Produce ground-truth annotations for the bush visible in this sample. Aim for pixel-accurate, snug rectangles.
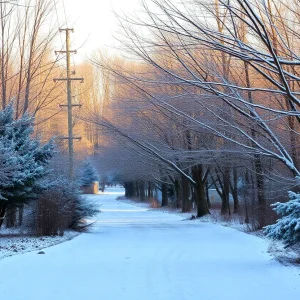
[264,191,300,247]
[34,179,99,236]
[71,193,99,229]
[35,188,73,236]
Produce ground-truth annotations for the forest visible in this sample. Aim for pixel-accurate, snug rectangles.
[88,0,300,244]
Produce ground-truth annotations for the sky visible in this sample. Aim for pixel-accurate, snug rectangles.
[59,0,141,61]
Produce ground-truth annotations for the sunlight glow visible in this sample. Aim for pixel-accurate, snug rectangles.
[61,0,140,60]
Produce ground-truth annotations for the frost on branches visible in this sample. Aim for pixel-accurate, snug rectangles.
[265,191,300,247]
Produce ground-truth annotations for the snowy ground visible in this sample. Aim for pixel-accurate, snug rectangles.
[0,187,299,300]
[0,231,78,261]
[120,196,300,263]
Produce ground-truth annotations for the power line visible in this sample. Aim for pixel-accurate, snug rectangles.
[60,0,77,82]
[53,0,68,84]
[62,0,68,26]
[53,0,64,47]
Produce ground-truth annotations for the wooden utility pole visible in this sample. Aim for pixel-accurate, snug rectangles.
[54,28,83,179]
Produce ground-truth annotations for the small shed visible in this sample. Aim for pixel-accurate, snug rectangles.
[81,181,99,194]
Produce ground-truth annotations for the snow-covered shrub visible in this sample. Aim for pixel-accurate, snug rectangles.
[70,193,99,230]
[264,191,300,246]
[80,159,99,187]
[34,178,99,236]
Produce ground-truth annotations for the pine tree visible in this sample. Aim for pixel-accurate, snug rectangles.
[264,191,300,246]
[0,138,20,199]
[0,104,54,228]
[80,159,99,187]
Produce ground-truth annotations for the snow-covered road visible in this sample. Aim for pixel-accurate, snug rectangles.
[0,188,299,300]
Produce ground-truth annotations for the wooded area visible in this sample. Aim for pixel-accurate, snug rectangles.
[85,0,300,237]
[0,0,299,245]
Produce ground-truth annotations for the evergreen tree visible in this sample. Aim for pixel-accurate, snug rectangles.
[0,104,54,228]
[0,138,20,199]
[80,159,99,186]
[265,191,300,246]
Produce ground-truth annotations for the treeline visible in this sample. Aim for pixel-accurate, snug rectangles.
[86,0,300,231]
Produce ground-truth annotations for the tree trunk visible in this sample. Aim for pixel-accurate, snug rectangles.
[0,203,7,228]
[174,179,182,208]
[244,61,266,227]
[161,183,168,207]
[18,205,24,226]
[221,167,231,215]
[139,181,145,201]
[195,179,209,217]
[181,175,191,212]
[100,182,105,192]
[125,182,135,198]
[147,182,153,198]
[231,168,239,213]
[254,155,266,227]
[206,181,211,209]
[150,182,154,198]
[6,207,17,228]
[192,165,210,217]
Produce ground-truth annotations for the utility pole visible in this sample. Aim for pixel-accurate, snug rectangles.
[54,28,83,179]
